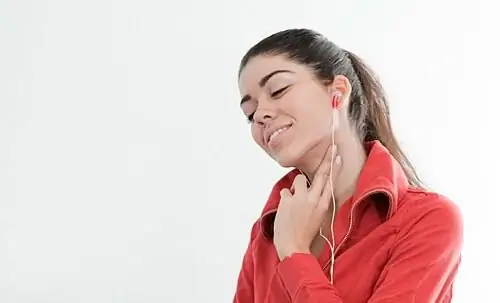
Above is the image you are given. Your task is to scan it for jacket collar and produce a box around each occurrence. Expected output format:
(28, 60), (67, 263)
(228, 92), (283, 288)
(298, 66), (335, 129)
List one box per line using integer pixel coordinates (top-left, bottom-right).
(259, 140), (410, 239)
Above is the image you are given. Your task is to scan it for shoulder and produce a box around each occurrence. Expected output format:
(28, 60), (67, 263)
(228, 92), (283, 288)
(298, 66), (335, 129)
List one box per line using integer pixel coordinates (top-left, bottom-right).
(394, 188), (463, 248)
(400, 189), (462, 225)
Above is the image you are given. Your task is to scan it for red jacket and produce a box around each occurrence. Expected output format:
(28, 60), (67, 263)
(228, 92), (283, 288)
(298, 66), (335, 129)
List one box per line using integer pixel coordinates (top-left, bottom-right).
(233, 141), (463, 303)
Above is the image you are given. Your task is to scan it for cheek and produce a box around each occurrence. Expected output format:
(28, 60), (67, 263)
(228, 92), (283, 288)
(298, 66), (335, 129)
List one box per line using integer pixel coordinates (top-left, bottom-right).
(251, 125), (265, 147)
(288, 91), (331, 123)
(291, 93), (333, 135)
(287, 87), (328, 113)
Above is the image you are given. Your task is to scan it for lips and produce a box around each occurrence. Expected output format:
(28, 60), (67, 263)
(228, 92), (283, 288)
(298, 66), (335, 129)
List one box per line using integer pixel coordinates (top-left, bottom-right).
(265, 124), (292, 146)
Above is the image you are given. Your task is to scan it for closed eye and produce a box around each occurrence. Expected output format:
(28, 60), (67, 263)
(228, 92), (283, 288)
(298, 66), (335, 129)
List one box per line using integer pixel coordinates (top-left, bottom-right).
(245, 85), (290, 124)
(271, 85), (290, 98)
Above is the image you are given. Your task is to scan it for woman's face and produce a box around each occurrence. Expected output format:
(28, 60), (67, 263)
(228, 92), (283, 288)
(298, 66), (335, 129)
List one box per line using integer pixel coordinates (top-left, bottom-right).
(239, 54), (334, 168)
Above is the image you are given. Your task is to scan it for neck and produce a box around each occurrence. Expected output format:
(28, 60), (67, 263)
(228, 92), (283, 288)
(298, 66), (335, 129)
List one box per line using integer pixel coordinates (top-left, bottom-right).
(297, 133), (366, 206)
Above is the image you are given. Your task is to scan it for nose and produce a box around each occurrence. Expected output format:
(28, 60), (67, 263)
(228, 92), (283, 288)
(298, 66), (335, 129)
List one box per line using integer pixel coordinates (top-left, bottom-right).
(253, 107), (276, 126)
(253, 96), (277, 126)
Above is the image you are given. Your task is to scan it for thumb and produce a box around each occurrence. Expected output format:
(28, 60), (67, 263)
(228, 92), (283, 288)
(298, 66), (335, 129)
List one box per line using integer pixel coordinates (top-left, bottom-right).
(280, 188), (292, 199)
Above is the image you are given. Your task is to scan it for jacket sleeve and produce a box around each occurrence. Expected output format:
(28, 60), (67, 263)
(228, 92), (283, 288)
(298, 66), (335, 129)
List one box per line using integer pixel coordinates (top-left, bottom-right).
(275, 196), (463, 302)
(233, 222), (259, 303)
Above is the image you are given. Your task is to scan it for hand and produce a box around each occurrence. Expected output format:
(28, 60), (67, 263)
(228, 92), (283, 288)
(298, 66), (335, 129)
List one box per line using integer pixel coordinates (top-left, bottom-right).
(273, 145), (342, 261)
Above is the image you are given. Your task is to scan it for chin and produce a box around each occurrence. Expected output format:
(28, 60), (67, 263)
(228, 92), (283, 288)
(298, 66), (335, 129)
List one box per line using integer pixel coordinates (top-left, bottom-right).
(269, 136), (329, 171)
(270, 145), (308, 169)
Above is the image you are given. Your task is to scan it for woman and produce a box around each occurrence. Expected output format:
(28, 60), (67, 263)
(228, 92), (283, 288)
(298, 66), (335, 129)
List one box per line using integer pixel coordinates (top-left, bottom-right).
(234, 29), (463, 302)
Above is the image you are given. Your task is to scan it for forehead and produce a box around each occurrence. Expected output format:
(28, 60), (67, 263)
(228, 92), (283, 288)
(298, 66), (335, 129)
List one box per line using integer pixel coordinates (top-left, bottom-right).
(238, 54), (309, 92)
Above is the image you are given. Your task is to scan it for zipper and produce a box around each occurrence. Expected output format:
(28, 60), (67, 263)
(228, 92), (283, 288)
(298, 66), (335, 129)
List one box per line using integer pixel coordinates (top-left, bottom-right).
(321, 188), (392, 272)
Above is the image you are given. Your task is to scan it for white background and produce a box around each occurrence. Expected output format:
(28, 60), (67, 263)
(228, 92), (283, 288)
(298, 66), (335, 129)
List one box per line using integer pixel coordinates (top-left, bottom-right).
(0, 0), (498, 302)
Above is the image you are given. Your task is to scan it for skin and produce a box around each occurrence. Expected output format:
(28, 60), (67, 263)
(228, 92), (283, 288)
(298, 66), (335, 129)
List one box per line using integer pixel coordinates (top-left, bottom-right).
(239, 54), (368, 259)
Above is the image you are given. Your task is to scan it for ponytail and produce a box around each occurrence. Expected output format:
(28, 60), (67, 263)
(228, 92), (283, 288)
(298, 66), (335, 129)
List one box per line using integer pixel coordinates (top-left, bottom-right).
(345, 50), (424, 188)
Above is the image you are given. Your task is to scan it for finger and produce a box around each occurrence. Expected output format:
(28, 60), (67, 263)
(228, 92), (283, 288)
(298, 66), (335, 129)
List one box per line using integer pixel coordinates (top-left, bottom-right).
(319, 155), (342, 207)
(310, 145), (335, 197)
(292, 174), (308, 197)
(330, 155), (342, 185)
(280, 188), (292, 199)
(317, 179), (333, 212)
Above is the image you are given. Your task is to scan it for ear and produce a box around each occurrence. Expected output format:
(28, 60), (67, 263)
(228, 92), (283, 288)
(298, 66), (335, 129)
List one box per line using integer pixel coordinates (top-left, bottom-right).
(328, 75), (352, 108)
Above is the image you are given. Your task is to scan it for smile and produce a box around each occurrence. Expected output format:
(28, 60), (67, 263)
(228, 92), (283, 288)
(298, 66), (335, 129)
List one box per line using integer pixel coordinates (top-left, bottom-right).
(268, 125), (291, 145)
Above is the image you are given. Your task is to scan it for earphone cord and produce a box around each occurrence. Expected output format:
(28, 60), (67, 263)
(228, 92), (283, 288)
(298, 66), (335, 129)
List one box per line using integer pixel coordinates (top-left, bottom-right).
(319, 105), (338, 285)
(303, 102), (339, 285)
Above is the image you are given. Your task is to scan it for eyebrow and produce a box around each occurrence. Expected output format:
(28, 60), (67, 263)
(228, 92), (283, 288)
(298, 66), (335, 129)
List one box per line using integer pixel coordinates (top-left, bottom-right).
(240, 69), (293, 105)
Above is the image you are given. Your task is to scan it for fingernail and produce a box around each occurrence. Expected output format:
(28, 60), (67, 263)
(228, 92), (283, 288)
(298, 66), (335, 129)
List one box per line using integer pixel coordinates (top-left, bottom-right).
(335, 156), (341, 164)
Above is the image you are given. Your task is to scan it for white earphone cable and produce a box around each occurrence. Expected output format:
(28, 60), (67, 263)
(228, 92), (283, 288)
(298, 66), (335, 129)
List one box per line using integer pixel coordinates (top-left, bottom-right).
(300, 93), (339, 285)
(319, 104), (338, 284)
